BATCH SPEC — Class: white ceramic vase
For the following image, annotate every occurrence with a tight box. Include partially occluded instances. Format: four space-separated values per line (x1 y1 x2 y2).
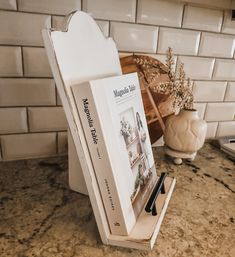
164 109 207 164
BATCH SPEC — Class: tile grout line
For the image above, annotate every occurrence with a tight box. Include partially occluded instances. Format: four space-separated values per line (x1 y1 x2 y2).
50 13 53 29
56 132 59 154
0 44 47 49
26 107 30 133
135 0 139 24
210 58 217 80
89 19 235 37
20 46 25 77
222 81 229 101
220 9 225 33
119 50 235 62
215 123 219 137
0 8 69 17
202 102 207 120
0 76 54 79
1 43 235 60
0 122 233 137
55 87 58 105
16 0 19 11
108 20 111 37
0 131 67 137
1 101 235 109
0 105 58 108
155 26 160 54
0 135 2 159
197 32 202 56
194 101 235 104
180 3 186 29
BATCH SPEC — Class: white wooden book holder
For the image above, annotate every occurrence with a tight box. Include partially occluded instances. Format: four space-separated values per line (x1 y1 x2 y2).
42 11 175 250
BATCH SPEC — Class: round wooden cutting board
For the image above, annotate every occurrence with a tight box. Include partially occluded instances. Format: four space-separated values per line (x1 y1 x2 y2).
120 55 174 144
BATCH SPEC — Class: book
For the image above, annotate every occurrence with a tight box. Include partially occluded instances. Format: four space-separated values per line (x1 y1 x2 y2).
71 73 157 236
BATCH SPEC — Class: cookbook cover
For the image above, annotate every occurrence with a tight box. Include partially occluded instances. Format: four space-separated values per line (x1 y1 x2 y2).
72 73 157 235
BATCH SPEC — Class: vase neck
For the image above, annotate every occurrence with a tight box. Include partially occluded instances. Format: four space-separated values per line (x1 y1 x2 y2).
179 109 198 118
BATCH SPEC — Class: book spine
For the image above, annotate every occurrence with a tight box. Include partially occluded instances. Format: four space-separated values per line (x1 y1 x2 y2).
72 83 129 236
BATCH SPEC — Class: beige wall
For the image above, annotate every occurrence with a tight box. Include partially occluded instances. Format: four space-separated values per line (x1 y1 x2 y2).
0 0 235 161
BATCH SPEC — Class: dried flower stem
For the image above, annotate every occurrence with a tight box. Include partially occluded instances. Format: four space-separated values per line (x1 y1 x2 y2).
151 47 194 111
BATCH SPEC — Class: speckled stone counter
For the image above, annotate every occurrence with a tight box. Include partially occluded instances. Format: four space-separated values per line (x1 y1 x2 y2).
0 144 234 257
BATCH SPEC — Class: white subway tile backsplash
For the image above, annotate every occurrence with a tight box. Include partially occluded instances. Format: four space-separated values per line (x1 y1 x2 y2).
222 11 235 35
158 28 200 55
110 22 158 53
137 0 183 27
0 108 27 134
183 6 223 32
225 82 235 102
0 11 51 46
96 20 109 37
216 121 235 137
193 81 227 102
28 107 67 132
0 0 17 10
83 0 136 22
194 103 206 119
1 133 56 160
23 47 52 77
205 103 235 121
199 33 235 58
177 56 215 80
199 0 231 9
52 16 65 30
213 59 235 80
0 46 23 77
18 0 81 15
58 131 68 154
0 1 235 160
206 122 218 138
52 17 109 36
56 91 62 106
0 79 56 106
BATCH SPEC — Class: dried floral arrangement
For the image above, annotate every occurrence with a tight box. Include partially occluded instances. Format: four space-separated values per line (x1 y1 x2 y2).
133 55 167 85
152 47 194 111
133 48 194 112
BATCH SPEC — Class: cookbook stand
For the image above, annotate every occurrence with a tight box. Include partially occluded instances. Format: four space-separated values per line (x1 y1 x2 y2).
42 11 175 250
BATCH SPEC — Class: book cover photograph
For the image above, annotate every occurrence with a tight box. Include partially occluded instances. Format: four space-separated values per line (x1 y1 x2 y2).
120 107 156 217
72 73 157 236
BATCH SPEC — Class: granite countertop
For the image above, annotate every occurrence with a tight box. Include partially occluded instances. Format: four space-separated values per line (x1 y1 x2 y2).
0 143 234 257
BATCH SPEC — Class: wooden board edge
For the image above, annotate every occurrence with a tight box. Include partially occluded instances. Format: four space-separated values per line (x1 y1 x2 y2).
68 130 88 195
42 27 111 245
149 177 176 249
107 177 176 250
